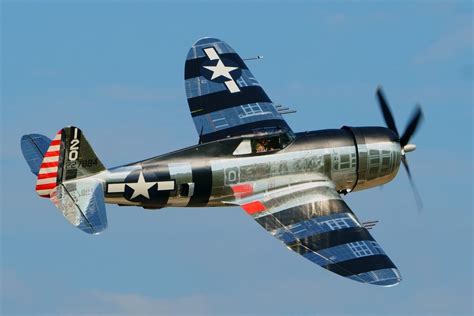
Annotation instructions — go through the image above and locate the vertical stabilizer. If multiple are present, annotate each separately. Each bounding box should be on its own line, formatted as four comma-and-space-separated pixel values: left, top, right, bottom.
59, 126, 106, 182
30, 126, 106, 198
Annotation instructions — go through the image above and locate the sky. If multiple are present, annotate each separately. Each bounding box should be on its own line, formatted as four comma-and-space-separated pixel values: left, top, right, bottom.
1, 1, 473, 315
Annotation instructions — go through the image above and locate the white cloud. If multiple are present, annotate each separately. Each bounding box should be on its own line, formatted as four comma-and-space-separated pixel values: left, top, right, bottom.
1, 267, 211, 316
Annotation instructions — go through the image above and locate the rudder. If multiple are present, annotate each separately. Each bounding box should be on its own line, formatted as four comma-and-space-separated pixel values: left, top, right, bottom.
35, 130, 63, 197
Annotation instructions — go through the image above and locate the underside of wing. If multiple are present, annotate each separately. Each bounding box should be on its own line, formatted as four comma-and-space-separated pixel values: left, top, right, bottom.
237, 182, 401, 286
185, 37, 292, 143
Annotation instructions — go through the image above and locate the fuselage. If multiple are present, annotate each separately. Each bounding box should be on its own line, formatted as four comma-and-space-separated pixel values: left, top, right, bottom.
97, 126, 401, 209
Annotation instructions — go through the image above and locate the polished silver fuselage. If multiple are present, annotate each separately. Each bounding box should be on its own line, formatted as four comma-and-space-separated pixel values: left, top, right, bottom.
99, 127, 401, 209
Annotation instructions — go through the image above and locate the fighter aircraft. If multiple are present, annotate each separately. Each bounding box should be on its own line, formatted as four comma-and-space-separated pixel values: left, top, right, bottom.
21, 38, 423, 286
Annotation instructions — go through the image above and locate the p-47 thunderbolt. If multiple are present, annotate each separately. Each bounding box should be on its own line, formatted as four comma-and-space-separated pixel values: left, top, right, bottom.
21, 38, 423, 286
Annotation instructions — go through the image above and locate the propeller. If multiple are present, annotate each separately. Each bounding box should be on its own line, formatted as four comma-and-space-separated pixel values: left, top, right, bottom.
376, 87, 424, 210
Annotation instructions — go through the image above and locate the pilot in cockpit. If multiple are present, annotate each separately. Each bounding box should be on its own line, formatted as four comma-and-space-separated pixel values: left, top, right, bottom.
255, 139, 267, 152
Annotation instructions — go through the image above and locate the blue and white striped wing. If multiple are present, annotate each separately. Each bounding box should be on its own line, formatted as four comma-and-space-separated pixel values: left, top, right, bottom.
185, 38, 292, 143
239, 182, 401, 286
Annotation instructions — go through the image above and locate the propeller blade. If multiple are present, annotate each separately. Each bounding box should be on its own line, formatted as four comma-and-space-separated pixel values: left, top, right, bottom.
401, 156, 423, 211
376, 87, 399, 138
400, 104, 423, 147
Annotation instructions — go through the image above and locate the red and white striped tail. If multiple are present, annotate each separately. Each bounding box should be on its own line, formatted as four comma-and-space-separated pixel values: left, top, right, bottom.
35, 130, 62, 198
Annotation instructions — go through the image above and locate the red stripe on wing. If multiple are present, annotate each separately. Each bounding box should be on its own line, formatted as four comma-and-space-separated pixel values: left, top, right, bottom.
242, 201, 267, 215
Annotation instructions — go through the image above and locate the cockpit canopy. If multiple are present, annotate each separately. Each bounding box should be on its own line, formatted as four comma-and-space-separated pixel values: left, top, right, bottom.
233, 130, 295, 155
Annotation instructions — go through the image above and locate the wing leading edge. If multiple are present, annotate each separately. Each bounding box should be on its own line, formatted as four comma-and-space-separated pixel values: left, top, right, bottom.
185, 37, 292, 143
235, 182, 401, 286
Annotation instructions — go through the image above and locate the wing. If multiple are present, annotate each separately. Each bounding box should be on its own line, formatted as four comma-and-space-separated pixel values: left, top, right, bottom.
185, 37, 292, 143
235, 182, 401, 286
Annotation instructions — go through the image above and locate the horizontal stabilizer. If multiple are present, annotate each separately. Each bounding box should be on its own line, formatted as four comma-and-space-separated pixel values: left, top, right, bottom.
20, 134, 52, 175
50, 178, 107, 234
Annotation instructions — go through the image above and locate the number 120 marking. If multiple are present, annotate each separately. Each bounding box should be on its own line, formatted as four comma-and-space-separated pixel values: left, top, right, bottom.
68, 128, 80, 161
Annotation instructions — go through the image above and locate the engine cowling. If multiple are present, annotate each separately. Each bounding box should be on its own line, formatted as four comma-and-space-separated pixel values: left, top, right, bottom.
343, 126, 401, 192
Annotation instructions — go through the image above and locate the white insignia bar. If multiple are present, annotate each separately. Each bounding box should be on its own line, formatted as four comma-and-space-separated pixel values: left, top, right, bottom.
107, 171, 175, 200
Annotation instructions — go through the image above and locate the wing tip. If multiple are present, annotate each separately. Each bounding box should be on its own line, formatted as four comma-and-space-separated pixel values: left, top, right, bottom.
358, 268, 402, 287
192, 37, 222, 47
372, 276, 402, 287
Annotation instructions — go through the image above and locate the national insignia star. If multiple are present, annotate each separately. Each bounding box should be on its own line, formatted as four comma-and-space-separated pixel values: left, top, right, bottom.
126, 171, 155, 199
204, 60, 238, 80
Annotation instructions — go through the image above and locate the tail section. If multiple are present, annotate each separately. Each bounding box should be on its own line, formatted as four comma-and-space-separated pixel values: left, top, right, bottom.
21, 126, 108, 234
23, 126, 106, 197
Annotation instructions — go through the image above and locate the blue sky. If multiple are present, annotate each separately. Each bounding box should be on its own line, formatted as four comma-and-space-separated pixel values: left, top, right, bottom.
1, 2, 472, 315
